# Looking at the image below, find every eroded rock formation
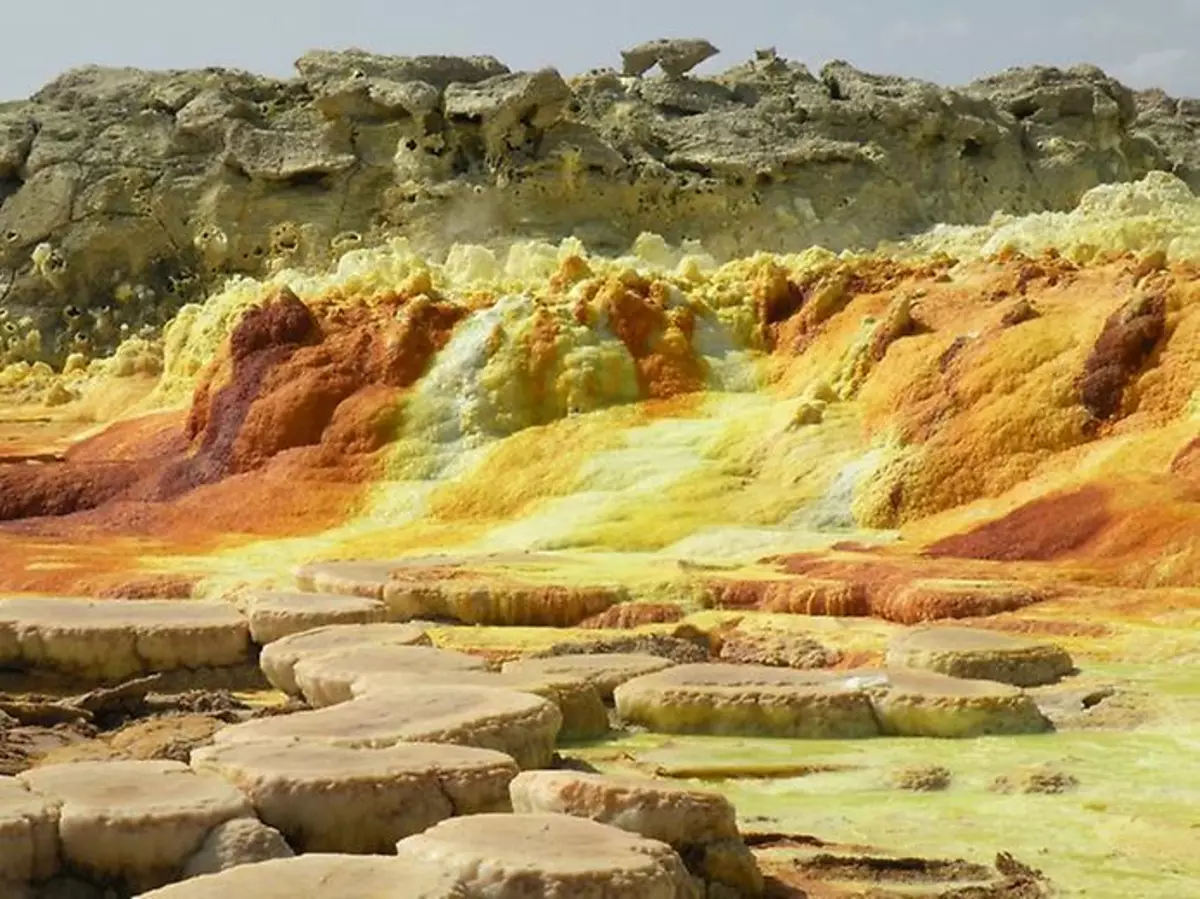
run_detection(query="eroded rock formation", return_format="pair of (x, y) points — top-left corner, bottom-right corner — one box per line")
(1, 49), (1197, 365)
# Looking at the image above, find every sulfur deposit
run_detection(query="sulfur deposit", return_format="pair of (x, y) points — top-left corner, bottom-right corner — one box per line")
(1, 46), (1199, 899)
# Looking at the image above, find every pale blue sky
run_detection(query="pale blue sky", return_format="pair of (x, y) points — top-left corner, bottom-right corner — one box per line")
(4, 1), (1200, 99)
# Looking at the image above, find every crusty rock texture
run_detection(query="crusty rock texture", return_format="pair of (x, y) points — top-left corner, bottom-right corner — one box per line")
(0, 775), (59, 886)
(179, 817), (294, 879)
(1, 51), (1196, 365)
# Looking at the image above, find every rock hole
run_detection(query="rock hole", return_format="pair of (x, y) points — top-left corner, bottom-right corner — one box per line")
(1009, 98), (1038, 120)
(283, 171), (332, 189)
(960, 138), (984, 159)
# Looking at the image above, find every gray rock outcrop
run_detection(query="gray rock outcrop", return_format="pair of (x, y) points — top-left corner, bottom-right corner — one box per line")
(0, 49), (1196, 366)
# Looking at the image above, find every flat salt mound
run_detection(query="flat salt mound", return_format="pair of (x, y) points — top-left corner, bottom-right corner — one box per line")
(615, 664), (1051, 739)
(510, 770), (763, 896)
(191, 741), (517, 854)
(862, 668), (1052, 737)
(297, 556), (627, 627)
(393, 813), (694, 899)
(614, 664), (879, 739)
(292, 645), (489, 707)
(211, 686), (562, 769)
(244, 592), (386, 644)
(352, 670), (609, 741)
(294, 560), (406, 599)
(259, 622), (431, 695)
(0, 598), (250, 680)
(871, 579), (1045, 624)
(293, 553), (564, 598)
(510, 770), (738, 845)
(887, 625), (1074, 687)
(18, 760), (251, 892)
(502, 653), (677, 699)
(0, 776), (59, 885)
(134, 853), (463, 898)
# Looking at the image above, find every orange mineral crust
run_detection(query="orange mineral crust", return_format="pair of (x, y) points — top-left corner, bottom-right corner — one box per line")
(0, 174), (1197, 601)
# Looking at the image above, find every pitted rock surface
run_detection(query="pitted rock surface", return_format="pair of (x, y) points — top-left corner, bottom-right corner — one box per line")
(1, 52), (1195, 365)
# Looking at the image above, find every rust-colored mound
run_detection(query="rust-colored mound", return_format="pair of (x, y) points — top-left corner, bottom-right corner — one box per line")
(704, 577), (870, 617)
(0, 286), (467, 592)
(578, 603), (684, 630)
(924, 486), (1112, 562)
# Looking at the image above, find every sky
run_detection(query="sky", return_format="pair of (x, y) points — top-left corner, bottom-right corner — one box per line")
(3, 0), (1200, 100)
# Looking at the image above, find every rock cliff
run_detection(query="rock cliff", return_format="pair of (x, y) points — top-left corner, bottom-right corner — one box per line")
(0, 47), (1197, 366)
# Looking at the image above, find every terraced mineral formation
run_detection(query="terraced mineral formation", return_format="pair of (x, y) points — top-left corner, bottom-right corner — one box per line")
(135, 854), (464, 899)
(241, 591), (386, 644)
(613, 663), (1050, 738)
(17, 760), (253, 892)
(258, 622), (432, 694)
(614, 664), (881, 738)
(502, 653), (678, 699)
(510, 770), (763, 896)
(349, 668), (610, 741)
(862, 668), (1052, 737)
(297, 557), (629, 625)
(290, 644), (489, 707)
(886, 625), (1075, 687)
(0, 598), (250, 680)
(393, 813), (696, 898)
(212, 686), (562, 769)
(191, 741), (518, 853)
